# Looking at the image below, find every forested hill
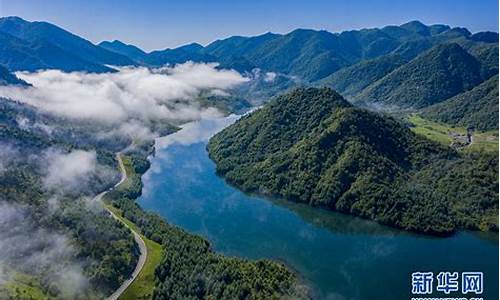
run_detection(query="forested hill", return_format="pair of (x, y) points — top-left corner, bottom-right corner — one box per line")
(352, 43), (484, 108)
(421, 75), (499, 131)
(317, 54), (408, 97)
(208, 87), (498, 235)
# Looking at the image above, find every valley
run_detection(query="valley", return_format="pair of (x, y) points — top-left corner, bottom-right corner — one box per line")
(139, 115), (498, 299)
(0, 12), (497, 300)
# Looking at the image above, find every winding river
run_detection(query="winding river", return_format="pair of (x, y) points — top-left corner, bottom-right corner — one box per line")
(138, 116), (498, 300)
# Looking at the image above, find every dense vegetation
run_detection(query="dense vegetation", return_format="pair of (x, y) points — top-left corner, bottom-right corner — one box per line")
(0, 98), (139, 298)
(103, 153), (308, 300)
(317, 54), (407, 97)
(208, 87), (498, 235)
(202, 21), (479, 81)
(353, 43), (484, 108)
(421, 75), (499, 131)
(6, 14), (495, 84)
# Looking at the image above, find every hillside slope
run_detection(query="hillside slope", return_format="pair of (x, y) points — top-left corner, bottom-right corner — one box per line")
(0, 16), (134, 72)
(0, 17), (135, 66)
(317, 54), (407, 97)
(421, 75), (499, 131)
(353, 43), (484, 108)
(0, 31), (113, 72)
(208, 87), (498, 234)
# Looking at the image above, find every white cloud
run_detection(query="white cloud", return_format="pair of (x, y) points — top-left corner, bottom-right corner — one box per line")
(0, 63), (248, 127)
(264, 72), (277, 82)
(0, 202), (88, 297)
(155, 114), (240, 149)
(42, 149), (97, 191)
(0, 143), (19, 174)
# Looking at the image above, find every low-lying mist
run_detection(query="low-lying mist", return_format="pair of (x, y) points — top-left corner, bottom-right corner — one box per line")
(0, 62), (249, 139)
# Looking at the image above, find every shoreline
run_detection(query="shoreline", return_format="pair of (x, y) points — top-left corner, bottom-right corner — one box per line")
(106, 126), (311, 299)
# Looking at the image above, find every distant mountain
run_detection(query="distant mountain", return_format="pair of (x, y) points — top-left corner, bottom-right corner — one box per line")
(202, 20), (474, 81)
(470, 31), (499, 43)
(144, 43), (216, 66)
(208, 87), (498, 234)
(0, 16), (497, 100)
(98, 40), (147, 61)
(317, 54), (407, 97)
(421, 75), (499, 131)
(0, 16), (135, 72)
(0, 30), (112, 72)
(353, 43), (483, 109)
(0, 64), (28, 85)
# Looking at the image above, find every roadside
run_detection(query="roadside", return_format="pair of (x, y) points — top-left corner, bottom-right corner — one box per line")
(91, 154), (150, 300)
(100, 154), (163, 300)
(104, 204), (163, 300)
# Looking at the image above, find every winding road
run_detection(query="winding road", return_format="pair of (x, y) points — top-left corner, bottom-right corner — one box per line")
(92, 154), (147, 300)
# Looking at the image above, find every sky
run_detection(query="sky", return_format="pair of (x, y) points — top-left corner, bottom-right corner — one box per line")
(0, 0), (498, 52)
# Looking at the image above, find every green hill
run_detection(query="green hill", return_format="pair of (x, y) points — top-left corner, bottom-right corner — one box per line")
(353, 43), (483, 109)
(203, 21), (471, 81)
(317, 54), (407, 97)
(421, 75), (499, 131)
(208, 87), (498, 235)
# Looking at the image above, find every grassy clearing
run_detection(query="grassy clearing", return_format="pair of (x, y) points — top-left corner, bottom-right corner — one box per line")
(466, 131), (499, 153)
(0, 272), (53, 300)
(408, 114), (498, 153)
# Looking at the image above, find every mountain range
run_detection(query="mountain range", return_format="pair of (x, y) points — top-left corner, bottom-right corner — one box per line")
(0, 16), (497, 130)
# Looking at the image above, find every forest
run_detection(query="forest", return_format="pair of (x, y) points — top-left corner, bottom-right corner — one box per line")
(208, 87), (498, 235)
(103, 150), (308, 300)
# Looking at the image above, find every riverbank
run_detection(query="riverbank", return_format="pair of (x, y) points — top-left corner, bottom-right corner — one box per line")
(103, 138), (310, 299)
(138, 116), (498, 299)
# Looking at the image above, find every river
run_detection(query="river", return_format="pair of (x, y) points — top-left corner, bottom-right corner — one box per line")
(137, 115), (499, 300)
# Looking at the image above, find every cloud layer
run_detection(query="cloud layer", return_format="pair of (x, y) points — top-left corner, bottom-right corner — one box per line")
(42, 149), (117, 195)
(43, 149), (97, 190)
(0, 62), (248, 126)
(0, 202), (87, 298)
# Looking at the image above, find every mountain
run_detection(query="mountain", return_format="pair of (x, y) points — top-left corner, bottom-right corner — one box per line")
(202, 20), (472, 81)
(470, 31), (499, 43)
(97, 40), (220, 67)
(98, 40), (147, 61)
(462, 40), (499, 79)
(353, 43), (484, 109)
(0, 64), (28, 85)
(317, 54), (407, 97)
(421, 75), (499, 131)
(0, 16), (492, 83)
(208, 87), (498, 234)
(0, 30), (113, 72)
(144, 43), (215, 66)
(0, 16), (135, 72)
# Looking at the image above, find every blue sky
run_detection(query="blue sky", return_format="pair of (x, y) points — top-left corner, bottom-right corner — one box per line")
(0, 0), (498, 51)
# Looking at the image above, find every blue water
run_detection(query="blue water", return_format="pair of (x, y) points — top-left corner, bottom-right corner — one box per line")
(138, 116), (499, 300)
